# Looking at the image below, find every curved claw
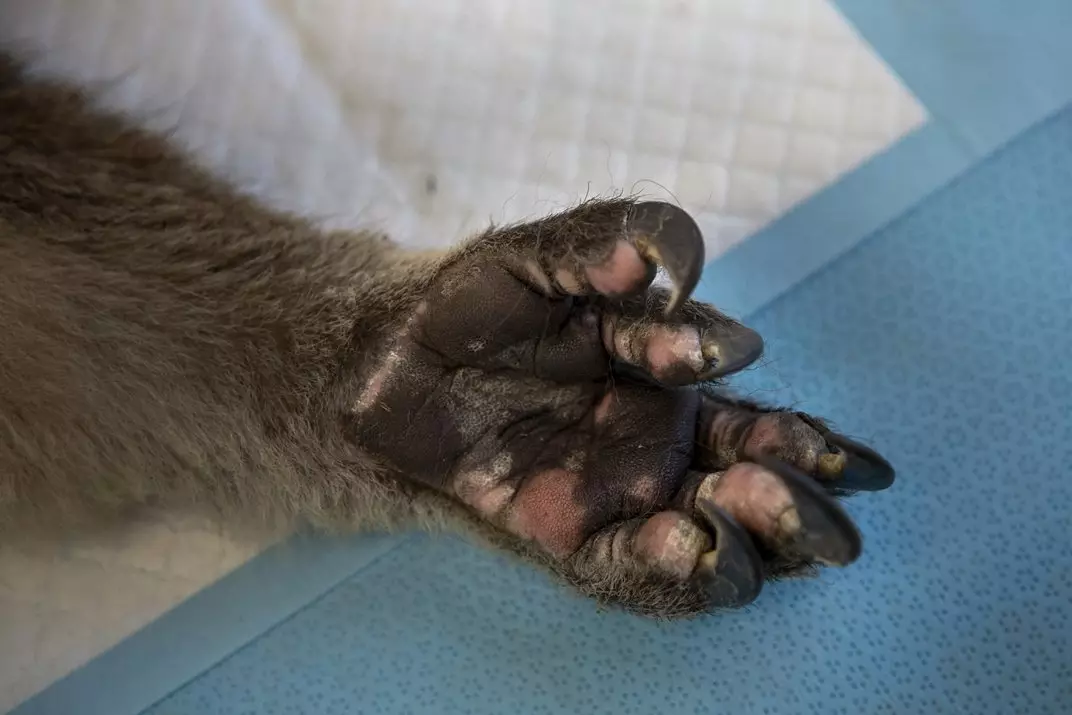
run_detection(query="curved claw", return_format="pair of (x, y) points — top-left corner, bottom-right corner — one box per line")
(699, 323), (765, 379)
(826, 433), (896, 493)
(793, 413), (896, 493)
(627, 201), (705, 316)
(751, 454), (863, 567)
(694, 498), (765, 608)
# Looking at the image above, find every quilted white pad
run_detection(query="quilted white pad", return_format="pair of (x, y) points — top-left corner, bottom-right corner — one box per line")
(0, 0), (925, 709)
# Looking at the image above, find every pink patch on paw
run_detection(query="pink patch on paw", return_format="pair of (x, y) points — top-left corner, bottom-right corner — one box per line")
(353, 348), (404, 412)
(745, 413), (793, 453)
(593, 392), (616, 426)
(523, 259), (554, 294)
(455, 467), (516, 518)
(742, 413), (824, 472)
(585, 241), (649, 296)
(508, 468), (587, 558)
(628, 474), (662, 505)
(635, 511), (710, 580)
(555, 268), (584, 295)
(470, 484), (515, 517)
(645, 326), (704, 380)
(699, 464), (795, 539)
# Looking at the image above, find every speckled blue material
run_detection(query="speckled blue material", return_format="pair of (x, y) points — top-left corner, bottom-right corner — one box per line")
(140, 98), (1072, 715)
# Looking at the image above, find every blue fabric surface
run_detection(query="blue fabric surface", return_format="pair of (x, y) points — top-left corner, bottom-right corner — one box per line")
(837, 0), (1072, 157)
(131, 91), (1072, 715)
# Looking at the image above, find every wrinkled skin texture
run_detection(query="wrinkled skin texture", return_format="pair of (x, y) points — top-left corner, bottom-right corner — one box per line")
(0, 55), (893, 618)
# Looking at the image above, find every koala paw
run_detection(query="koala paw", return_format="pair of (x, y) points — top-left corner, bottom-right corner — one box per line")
(349, 199), (894, 618)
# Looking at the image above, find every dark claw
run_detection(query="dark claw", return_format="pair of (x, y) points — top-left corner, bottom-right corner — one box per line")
(826, 432), (896, 493)
(699, 323), (765, 379)
(752, 454), (863, 567)
(694, 498), (765, 608)
(627, 201), (705, 316)
(794, 413), (896, 493)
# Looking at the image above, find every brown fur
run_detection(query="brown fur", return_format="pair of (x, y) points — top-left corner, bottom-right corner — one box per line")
(0, 55), (453, 539)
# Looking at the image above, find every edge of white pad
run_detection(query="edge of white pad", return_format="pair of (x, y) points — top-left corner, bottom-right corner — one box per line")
(693, 120), (972, 320)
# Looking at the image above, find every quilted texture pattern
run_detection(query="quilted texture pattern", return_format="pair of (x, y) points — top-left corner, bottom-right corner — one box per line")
(0, 1), (925, 708)
(143, 95), (1072, 715)
(0, 0), (924, 251)
(0, 520), (270, 712)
